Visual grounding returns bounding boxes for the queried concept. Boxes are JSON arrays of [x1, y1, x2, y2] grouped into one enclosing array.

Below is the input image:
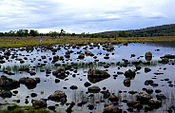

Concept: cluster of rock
[[52, 67, 68, 79], [103, 44, 114, 52], [0, 76, 40, 98], [48, 90, 67, 103]]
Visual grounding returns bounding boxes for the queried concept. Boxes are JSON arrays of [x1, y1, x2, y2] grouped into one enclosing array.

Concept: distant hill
[[98, 24, 175, 37]]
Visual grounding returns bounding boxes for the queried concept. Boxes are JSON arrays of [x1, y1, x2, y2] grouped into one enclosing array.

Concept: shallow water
[[0, 42, 175, 113]]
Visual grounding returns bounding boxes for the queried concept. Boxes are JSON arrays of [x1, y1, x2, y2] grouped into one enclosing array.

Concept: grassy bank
[[0, 36, 175, 48]]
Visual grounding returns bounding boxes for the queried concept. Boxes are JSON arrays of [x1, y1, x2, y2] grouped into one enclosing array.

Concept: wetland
[[0, 41, 175, 113]]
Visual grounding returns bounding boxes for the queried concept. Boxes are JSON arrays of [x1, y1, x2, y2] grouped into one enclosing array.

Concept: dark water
[[0, 42, 175, 113]]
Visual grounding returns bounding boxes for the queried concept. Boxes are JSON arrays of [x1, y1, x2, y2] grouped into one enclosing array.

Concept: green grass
[[0, 105, 49, 113], [0, 36, 175, 48], [1, 59, 174, 73], [94, 69, 108, 75]]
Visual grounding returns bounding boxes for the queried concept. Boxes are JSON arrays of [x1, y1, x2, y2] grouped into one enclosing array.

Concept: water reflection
[[145, 41, 175, 48], [88, 75, 110, 83]]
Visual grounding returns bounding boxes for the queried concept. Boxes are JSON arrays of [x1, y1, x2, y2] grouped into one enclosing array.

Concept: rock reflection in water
[[88, 75, 110, 83]]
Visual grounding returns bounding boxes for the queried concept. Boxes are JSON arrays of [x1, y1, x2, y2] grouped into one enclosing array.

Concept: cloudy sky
[[0, 0, 174, 33]]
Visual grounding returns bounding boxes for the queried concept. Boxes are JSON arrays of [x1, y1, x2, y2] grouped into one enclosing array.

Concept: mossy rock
[[88, 69, 110, 77]]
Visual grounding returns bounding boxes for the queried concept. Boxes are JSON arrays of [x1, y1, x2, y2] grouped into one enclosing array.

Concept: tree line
[[0, 29, 133, 38], [0, 29, 67, 37], [0, 29, 39, 37], [1, 24, 175, 38], [0, 29, 111, 38]]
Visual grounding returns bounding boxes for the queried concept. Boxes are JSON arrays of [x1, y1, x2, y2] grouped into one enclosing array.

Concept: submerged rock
[[88, 69, 110, 77], [4, 51, 11, 56], [87, 104, 94, 110], [0, 76, 20, 90], [19, 77, 40, 89], [136, 92, 152, 103], [101, 90, 111, 99], [130, 53, 135, 58], [52, 68, 68, 79], [88, 86, 101, 93], [109, 95, 119, 103], [123, 78, 131, 87], [48, 90, 67, 103], [0, 90, 12, 98], [85, 50, 94, 56], [66, 102, 75, 113], [124, 69, 136, 79], [146, 89, 153, 94], [128, 90, 137, 95], [52, 56, 59, 62], [145, 51, 152, 61], [104, 55, 110, 59], [144, 80, 154, 85], [84, 82, 91, 87], [77, 98, 88, 107], [159, 58, 169, 64], [103, 44, 114, 52], [127, 100, 142, 109], [156, 94, 166, 100], [161, 54, 175, 59], [70, 85, 78, 90], [117, 71, 123, 75], [145, 67, 151, 73], [148, 99, 162, 108], [0, 60, 5, 64], [31, 93, 37, 97], [32, 99, 47, 109], [48, 106, 56, 111], [136, 65, 141, 70], [103, 105, 122, 113], [65, 53, 70, 59], [78, 53, 85, 59], [88, 69, 110, 83], [155, 89, 161, 93], [29, 71, 36, 76]]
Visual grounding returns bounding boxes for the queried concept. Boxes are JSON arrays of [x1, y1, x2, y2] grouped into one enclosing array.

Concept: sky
[[0, 0, 174, 33]]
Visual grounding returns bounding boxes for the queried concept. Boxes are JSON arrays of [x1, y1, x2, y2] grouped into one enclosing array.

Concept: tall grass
[[1, 36, 175, 48]]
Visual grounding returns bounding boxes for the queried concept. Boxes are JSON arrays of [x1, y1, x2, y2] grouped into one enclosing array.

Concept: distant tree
[[59, 29, 65, 37], [80, 32, 85, 38], [24, 29, 29, 36], [71, 33, 76, 37], [0, 32, 4, 37], [101, 34, 106, 38], [29, 30, 39, 37], [116, 31, 128, 37], [16, 29, 25, 37], [8, 30, 16, 36], [49, 31, 59, 38], [40, 33, 44, 36]]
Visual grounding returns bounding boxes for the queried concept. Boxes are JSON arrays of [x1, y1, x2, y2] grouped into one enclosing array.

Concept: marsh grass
[[0, 64, 30, 73], [1, 59, 174, 72], [1, 36, 175, 48], [0, 104, 50, 113]]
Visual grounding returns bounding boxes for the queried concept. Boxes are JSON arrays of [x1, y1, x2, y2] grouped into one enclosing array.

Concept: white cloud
[[0, 0, 174, 33]]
